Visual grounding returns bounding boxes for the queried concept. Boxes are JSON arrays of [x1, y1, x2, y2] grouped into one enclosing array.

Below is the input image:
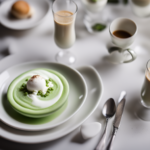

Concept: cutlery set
[[95, 91, 126, 150], [80, 91, 126, 149], [96, 91, 126, 150], [85, 91, 126, 150]]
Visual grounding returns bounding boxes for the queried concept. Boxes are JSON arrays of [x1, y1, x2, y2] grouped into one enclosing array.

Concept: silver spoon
[[96, 98, 116, 150]]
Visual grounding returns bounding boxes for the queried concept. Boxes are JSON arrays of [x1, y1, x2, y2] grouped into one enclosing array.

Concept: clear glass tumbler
[[81, 0, 108, 33], [141, 59, 150, 108], [52, 0, 78, 64], [130, 0, 150, 17]]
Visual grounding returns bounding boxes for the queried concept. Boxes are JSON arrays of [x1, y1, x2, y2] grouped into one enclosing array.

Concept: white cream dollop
[[16, 70, 63, 108], [27, 75, 46, 92]]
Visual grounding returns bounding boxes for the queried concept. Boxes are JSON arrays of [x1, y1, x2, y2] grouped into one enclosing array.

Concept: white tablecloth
[[0, 1, 150, 150]]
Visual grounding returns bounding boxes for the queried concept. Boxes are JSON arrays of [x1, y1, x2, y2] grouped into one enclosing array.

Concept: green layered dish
[[7, 68, 69, 118]]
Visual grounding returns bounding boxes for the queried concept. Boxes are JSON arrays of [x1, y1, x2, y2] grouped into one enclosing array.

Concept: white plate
[[0, 62, 88, 131], [0, 51, 103, 143], [0, 0, 50, 30], [0, 64, 103, 143]]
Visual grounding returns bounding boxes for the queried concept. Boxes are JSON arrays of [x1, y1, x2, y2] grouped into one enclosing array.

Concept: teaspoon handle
[[96, 119, 108, 150]]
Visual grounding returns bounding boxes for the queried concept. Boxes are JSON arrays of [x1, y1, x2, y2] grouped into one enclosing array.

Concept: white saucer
[[0, 62, 88, 131], [0, 0, 50, 30]]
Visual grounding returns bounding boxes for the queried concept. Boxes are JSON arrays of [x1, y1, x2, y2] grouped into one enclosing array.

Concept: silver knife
[[107, 91, 126, 150]]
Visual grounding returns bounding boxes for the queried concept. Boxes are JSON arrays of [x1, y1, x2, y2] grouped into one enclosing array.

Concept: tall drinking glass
[[81, 0, 108, 33], [136, 59, 150, 121], [52, 0, 78, 64], [141, 59, 150, 108]]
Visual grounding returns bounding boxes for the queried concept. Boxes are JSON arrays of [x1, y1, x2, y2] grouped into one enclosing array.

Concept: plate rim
[[0, 0, 51, 30], [0, 65, 104, 143], [0, 61, 88, 131]]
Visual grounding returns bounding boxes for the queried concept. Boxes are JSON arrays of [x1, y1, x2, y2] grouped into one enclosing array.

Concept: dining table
[[0, 0, 150, 150]]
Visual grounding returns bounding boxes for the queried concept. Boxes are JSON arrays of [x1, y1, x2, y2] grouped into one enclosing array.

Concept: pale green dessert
[[7, 68, 69, 118]]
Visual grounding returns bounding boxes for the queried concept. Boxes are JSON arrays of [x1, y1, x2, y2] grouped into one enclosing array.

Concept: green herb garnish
[[92, 23, 106, 32], [45, 79, 50, 87], [24, 92, 28, 96], [46, 80, 49, 84], [20, 87, 24, 91], [89, 0, 98, 2], [19, 79, 54, 97], [22, 83, 26, 87]]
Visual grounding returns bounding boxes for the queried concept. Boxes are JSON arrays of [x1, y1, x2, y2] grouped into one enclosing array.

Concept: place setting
[[0, 0, 150, 150]]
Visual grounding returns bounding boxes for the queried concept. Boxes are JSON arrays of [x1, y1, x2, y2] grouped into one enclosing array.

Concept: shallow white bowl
[[0, 62, 88, 131]]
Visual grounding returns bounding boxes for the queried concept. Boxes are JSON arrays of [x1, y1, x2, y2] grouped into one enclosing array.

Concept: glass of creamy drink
[[52, 0, 78, 64], [141, 60, 150, 108], [131, 0, 150, 17], [136, 59, 150, 121], [81, 0, 108, 33]]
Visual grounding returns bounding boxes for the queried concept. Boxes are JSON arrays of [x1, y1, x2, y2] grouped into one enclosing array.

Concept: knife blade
[[107, 91, 126, 150], [113, 92, 126, 128]]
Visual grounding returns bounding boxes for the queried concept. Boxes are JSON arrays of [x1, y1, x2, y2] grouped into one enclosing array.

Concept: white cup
[[109, 18, 138, 63]]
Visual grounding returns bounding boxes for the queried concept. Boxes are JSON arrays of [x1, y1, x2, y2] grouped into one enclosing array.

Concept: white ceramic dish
[[0, 0, 50, 30], [0, 65, 103, 143], [0, 62, 88, 131]]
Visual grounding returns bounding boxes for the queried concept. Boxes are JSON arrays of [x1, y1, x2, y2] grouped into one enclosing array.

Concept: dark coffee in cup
[[113, 30, 132, 38]]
